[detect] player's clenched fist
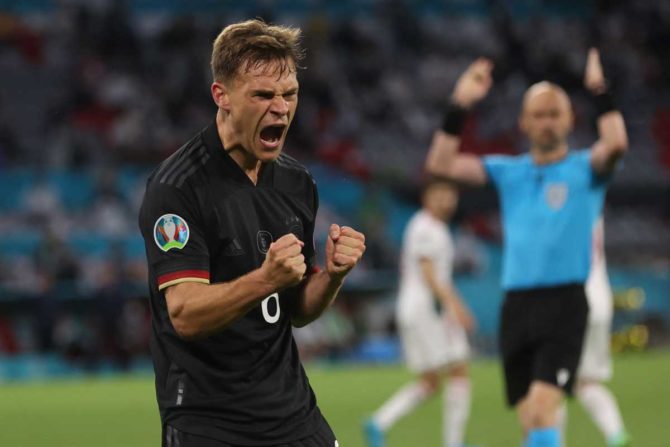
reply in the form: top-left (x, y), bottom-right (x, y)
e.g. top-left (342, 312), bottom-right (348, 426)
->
top-left (325, 224), bottom-right (366, 280)
top-left (451, 57), bottom-right (494, 109)
top-left (261, 233), bottom-right (307, 290)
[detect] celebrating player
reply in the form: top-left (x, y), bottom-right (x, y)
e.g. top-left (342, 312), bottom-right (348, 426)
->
top-left (557, 218), bottom-right (631, 447)
top-left (139, 19), bottom-right (365, 447)
top-left (425, 49), bottom-right (628, 447)
top-left (365, 178), bottom-right (476, 447)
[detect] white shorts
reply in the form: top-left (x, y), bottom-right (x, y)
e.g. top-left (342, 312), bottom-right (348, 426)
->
top-left (398, 313), bottom-right (469, 373)
top-left (578, 318), bottom-right (613, 381)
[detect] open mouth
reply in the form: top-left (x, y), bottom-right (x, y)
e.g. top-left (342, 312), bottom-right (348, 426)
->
top-left (259, 124), bottom-right (286, 147)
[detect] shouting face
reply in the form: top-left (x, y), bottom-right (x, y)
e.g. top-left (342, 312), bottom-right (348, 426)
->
top-left (214, 58), bottom-right (299, 164)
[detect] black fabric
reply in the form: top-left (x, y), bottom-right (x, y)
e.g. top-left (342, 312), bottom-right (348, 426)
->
top-left (162, 416), bottom-right (337, 447)
top-left (139, 134), bottom-right (212, 285)
top-left (141, 120), bottom-right (322, 445)
top-left (441, 102), bottom-right (468, 135)
top-left (592, 90), bottom-right (617, 116)
top-left (499, 283), bottom-right (589, 406)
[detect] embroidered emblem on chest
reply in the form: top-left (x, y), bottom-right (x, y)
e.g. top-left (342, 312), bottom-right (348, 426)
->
top-left (545, 183), bottom-right (569, 210)
top-left (257, 230), bottom-right (273, 254)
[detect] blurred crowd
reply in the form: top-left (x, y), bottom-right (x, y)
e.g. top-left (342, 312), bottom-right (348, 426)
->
top-left (0, 0), bottom-right (668, 362)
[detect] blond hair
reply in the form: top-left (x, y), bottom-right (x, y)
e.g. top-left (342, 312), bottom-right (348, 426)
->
top-left (211, 19), bottom-right (304, 83)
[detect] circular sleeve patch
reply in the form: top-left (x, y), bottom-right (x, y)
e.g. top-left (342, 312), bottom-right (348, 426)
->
top-left (153, 214), bottom-right (190, 252)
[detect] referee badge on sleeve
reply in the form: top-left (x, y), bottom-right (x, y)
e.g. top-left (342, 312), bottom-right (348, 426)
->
top-left (154, 214), bottom-right (190, 252)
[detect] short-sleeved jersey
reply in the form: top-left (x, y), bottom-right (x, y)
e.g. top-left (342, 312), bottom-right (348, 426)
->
top-left (482, 150), bottom-right (608, 290)
top-left (397, 210), bottom-right (454, 322)
top-left (138, 121), bottom-right (322, 445)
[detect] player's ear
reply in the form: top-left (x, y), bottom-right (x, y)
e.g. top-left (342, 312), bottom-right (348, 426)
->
top-left (211, 81), bottom-right (231, 112)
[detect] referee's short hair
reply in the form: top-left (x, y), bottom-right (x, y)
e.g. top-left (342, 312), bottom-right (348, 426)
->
top-left (211, 19), bottom-right (305, 83)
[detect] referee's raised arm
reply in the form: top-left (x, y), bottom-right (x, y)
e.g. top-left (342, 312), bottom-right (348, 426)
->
top-left (585, 48), bottom-right (629, 175)
top-left (425, 58), bottom-right (494, 187)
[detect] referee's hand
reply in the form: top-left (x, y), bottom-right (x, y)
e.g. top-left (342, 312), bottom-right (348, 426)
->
top-left (325, 224), bottom-right (366, 281)
top-left (584, 47), bottom-right (607, 94)
top-left (262, 234), bottom-right (307, 290)
top-left (451, 57), bottom-right (494, 109)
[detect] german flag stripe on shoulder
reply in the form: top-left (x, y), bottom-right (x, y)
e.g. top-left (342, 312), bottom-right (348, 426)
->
top-left (158, 270), bottom-right (210, 291)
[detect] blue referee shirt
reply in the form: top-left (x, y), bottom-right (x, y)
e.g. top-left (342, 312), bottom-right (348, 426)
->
top-left (483, 149), bottom-right (608, 291)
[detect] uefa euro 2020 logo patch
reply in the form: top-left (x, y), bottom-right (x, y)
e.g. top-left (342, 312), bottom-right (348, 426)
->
top-left (154, 214), bottom-right (190, 252)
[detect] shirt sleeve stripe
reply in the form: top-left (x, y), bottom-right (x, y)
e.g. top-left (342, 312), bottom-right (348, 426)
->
top-left (158, 270), bottom-right (210, 290)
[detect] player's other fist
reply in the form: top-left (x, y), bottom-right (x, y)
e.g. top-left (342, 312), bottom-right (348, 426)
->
top-left (261, 233), bottom-right (307, 290)
top-left (325, 224), bottom-right (366, 281)
top-left (451, 57), bottom-right (494, 109)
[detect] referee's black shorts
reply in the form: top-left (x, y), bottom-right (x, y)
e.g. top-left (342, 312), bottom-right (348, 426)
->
top-left (499, 283), bottom-right (589, 407)
top-left (162, 415), bottom-right (338, 447)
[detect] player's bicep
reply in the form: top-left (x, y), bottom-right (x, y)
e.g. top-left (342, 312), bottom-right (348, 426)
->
top-left (164, 281), bottom-right (211, 316)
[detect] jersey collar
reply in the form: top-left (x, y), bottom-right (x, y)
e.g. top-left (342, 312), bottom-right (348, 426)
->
top-left (201, 119), bottom-right (275, 187)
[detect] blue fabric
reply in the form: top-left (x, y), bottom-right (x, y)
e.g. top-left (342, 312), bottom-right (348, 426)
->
top-left (483, 150), bottom-right (608, 290)
top-left (525, 427), bottom-right (560, 447)
top-left (364, 419), bottom-right (386, 447)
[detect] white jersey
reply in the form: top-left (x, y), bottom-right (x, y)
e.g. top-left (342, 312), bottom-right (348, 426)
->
top-left (579, 217), bottom-right (614, 380)
top-left (585, 218), bottom-right (614, 323)
top-left (397, 210), bottom-right (453, 323)
top-left (396, 209), bottom-right (468, 372)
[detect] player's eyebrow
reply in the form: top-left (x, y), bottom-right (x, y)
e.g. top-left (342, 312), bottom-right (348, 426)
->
top-left (283, 87), bottom-right (298, 96)
top-left (252, 89), bottom-right (276, 97)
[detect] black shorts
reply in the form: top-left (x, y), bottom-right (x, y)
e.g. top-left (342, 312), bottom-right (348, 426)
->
top-left (162, 415), bottom-right (338, 447)
top-left (499, 283), bottom-right (589, 407)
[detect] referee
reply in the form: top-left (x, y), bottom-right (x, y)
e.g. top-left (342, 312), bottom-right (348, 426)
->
top-left (139, 20), bottom-right (365, 447)
top-left (425, 50), bottom-right (628, 447)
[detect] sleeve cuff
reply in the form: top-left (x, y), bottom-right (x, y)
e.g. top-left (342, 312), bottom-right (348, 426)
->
top-left (158, 269), bottom-right (210, 291)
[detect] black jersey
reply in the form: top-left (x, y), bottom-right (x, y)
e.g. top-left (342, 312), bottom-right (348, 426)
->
top-left (138, 121), bottom-right (323, 445)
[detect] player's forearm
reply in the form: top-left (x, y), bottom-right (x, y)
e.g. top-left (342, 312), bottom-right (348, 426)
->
top-left (166, 268), bottom-right (276, 339)
top-left (425, 130), bottom-right (461, 176)
top-left (589, 77), bottom-right (628, 174)
top-left (292, 271), bottom-right (344, 327)
top-left (425, 106), bottom-right (488, 188)
top-left (596, 110), bottom-right (628, 158)
top-left (433, 282), bottom-right (462, 313)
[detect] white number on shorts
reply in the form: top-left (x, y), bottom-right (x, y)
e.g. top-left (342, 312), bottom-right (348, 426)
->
top-left (261, 293), bottom-right (280, 324)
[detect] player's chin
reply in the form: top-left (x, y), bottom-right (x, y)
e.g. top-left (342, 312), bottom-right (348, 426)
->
top-left (256, 140), bottom-right (285, 162)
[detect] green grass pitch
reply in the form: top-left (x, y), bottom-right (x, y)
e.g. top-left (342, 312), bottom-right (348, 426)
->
top-left (1, 351), bottom-right (668, 446)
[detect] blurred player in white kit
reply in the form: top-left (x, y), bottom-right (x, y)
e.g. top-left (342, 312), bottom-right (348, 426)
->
top-left (365, 179), bottom-right (476, 447)
top-left (558, 217), bottom-right (631, 447)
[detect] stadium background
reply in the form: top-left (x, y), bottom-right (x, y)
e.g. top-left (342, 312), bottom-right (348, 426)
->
top-left (0, 0), bottom-right (668, 445)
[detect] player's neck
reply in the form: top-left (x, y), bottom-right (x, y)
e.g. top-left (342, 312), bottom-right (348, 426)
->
top-left (227, 148), bottom-right (262, 184)
top-left (424, 207), bottom-right (446, 222)
top-left (530, 143), bottom-right (569, 165)
top-left (216, 111), bottom-right (263, 184)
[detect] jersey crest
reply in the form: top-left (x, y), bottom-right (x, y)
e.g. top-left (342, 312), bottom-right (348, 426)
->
top-left (257, 230), bottom-right (273, 254)
top-left (545, 183), bottom-right (568, 210)
top-left (154, 214), bottom-right (190, 252)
